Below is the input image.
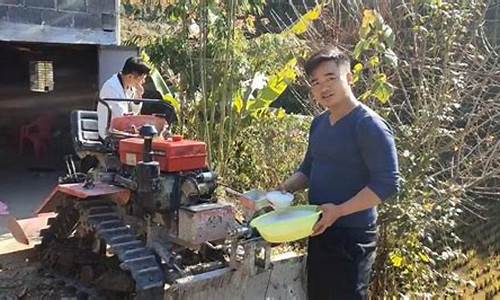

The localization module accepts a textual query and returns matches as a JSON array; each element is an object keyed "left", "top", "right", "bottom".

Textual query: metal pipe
[
  {"left": 114, "top": 174, "right": 138, "bottom": 191},
  {"left": 183, "top": 261, "right": 226, "bottom": 275},
  {"left": 204, "top": 241, "right": 225, "bottom": 250},
  {"left": 143, "top": 137, "right": 153, "bottom": 162},
  {"left": 101, "top": 98, "right": 163, "bottom": 103}
]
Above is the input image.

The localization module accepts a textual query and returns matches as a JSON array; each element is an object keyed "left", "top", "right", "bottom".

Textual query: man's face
[
  {"left": 125, "top": 73, "right": 147, "bottom": 87},
  {"left": 309, "top": 60, "right": 352, "bottom": 109},
  {"left": 133, "top": 74, "right": 147, "bottom": 86}
]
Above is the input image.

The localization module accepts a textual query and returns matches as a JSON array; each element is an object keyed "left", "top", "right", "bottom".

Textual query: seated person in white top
[{"left": 97, "top": 57, "right": 150, "bottom": 139}]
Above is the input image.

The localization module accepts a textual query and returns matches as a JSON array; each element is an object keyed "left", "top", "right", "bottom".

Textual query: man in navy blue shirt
[{"left": 277, "top": 46, "right": 400, "bottom": 299}]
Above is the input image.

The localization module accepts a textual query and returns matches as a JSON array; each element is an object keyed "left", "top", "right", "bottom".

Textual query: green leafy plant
[
  {"left": 122, "top": 1, "right": 499, "bottom": 297},
  {"left": 127, "top": 2, "right": 321, "bottom": 179}
]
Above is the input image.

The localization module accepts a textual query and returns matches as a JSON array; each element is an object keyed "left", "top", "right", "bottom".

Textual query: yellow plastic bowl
[{"left": 250, "top": 205, "right": 321, "bottom": 243}]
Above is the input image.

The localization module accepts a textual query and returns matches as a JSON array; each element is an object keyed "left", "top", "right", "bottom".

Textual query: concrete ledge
[{"left": 0, "top": 213, "right": 54, "bottom": 255}]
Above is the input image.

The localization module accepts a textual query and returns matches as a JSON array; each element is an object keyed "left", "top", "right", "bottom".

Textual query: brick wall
[{"left": 0, "top": 0, "right": 117, "bottom": 32}]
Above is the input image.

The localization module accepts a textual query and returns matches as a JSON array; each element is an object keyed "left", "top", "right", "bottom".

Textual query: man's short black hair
[
  {"left": 304, "top": 46, "right": 351, "bottom": 77},
  {"left": 122, "top": 57, "right": 151, "bottom": 76}
]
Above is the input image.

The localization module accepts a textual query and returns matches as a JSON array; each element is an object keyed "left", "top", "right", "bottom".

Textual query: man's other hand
[
  {"left": 133, "top": 83, "right": 144, "bottom": 99},
  {"left": 311, "top": 203, "right": 344, "bottom": 236}
]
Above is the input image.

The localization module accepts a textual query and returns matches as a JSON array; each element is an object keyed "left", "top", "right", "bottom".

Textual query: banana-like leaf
[
  {"left": 140, "top": 51, "right": 181, "bottom": 112},
  {"left": 246, "top": 4, "right": 319, "bottom": 109},
  {"left": 254, "top": 57, "right": 298, "bottom": 107},
  {"left": 234, "top": 91, "right": 244, "bottom": 113},
  {"left": 288, "top": 5, "right": 322, "bottom": 35}
]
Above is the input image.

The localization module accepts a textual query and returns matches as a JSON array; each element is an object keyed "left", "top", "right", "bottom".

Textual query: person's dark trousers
[{"left": 307, "top": 225, "right": 377, "bottom": 300}]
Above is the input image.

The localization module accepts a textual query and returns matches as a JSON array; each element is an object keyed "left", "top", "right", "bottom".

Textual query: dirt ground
[
  {"left": 0, "top": 249, "right": 67, "bottom": 300},
  {"left": 0, "top": 215, "right": 91, "bottom": 300}
]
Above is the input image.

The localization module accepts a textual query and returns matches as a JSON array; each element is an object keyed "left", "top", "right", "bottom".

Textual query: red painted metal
[
  {"left": 110, "top": 115, "right": 167, "bottom": 134},
  {"left": 36, "top": 183, "right": 131, "bottom": 214},
  {"left": 119, "top": 137, "right": 207, "bottom": 172}
]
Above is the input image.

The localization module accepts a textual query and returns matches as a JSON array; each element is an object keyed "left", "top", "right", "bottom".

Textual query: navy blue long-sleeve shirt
[{"left": 299, "top": 104, "right": 400, "bottom": 228}]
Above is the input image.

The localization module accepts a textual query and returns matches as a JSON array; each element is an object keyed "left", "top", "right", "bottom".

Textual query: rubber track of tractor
[
  {"left": 77, "top": 200, "right": 165, "bottom": 293},
  {"left": 38, "top": 199, "right": 165, "bottom": 298}
]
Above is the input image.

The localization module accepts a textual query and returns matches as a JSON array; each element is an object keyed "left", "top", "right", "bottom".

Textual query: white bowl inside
[{"left": 266, "top": 191, "right": 294, "bottom": 209}]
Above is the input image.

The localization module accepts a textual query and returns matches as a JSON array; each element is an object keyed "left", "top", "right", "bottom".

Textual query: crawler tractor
[{"left": 35, "top": 99, "right": 307, "bottom": 299}]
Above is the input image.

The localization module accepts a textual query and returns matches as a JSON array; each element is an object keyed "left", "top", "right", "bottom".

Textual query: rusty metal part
[{"left": 177, "top": 203, "right": 235, "bottom": 246}]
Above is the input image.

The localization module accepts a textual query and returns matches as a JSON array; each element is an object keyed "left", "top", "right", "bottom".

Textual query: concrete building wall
[{"left": 0, "top": 0, "right": 119, "bottom": 45}]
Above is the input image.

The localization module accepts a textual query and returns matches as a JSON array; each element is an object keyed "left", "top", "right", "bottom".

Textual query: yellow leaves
[
  {"left": 352, "top": 63, "right": 363, "bottom": 84},
  {"left": 229, "top": 17, "right": 301, "bottom": 116},
  {"left": 354, "top": 8, "right": 397, "bottom": 105},
  {"left": 360, "top": 9, "right": 380, "bottom": 38},
  {"left": 375, "top": 86, "right": 393, "bottom": 103},
  {"left": 390, "top": 252, "right": 404, "bottom": 268},
  {"left": 234, "top": 92, "right": 243, "bottom": 114},
  {"left": 389, "top": 248, "right": 432, "bottom": 270},
  {"left": 362, "top": 9, "right": 377, "bottom": 27},
  {"left": 432, "top": 0, "right": 443, "bottom": 8},
  {"left": 423, "top": 203, "right": 434, "bottom": 212},
  {"left": 276, "top": 108, "right": 287, "bottom": 119},
  {"left": 245, "top": 15, "right": 256, "bottom": 35},
  {"left": 274, "top": 57, "right": 298, "bottom": 89},
  {"left": 163, "top": 94, "right": 181, "bottom": 113},
  {"left": 234, "top": 58, "right": 298, "bottom": 116},
  {"left": 419, "top": 252, "right": 431, "bottom": 263},
  {"left": 368, "top": 56, "right": 380, "bottom": 68},
  {"left": 373, "top": 82, "right": 392, "bottom": 104},
  {"left": 307, "top": 6, "right": 321, "bottom": 19},
  {"left": 364, "top": 73, "right": 393, "bottom": 104},
  {"left": 291, "top": 21, "right": 308, "bottom": 35},
  {"left": 257, "top": 57, "right": 298, "bottom": 103},
  {"left": 390, "top": 250, "right": 431, "bottom": 267},
  {"left": 354, "top": 9, "right": 396, "bottom": 104},
  {"left": 289, "top": 5, "right": 322, "bottom": 35}
]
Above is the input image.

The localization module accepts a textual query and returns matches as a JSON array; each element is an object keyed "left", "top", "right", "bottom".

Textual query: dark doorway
[{"left": 0, "top": 41, "right": 98, "bottom": 219}]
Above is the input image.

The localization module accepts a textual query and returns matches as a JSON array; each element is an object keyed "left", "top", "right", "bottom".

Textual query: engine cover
[{"left": 119, "top": 136, "right": 207, "bottom": 172}]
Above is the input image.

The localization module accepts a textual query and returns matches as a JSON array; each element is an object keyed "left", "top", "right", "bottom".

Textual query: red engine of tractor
[{"left": 119, "top": 135, "right": 207, "bottom": 172}]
